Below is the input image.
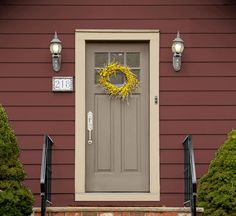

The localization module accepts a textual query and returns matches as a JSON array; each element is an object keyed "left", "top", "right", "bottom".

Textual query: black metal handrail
[
  {"left": 40, "top": 134, "right": 53, "bottom": 216},
  {"left": 183, "top": 135, "right": 197, "bottom": 216}
]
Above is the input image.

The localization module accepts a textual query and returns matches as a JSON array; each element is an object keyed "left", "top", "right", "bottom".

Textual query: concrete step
[{"left": 32, "top": 207, "right": 204, "bottom": 216}]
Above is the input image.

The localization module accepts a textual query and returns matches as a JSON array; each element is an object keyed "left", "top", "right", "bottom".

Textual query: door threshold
[{"left": 75, "top": 193, "right": 160, "bottom": 201}]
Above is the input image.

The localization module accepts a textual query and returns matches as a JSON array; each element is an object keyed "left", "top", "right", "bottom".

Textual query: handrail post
[
  {"left": 183, "top": 135, "right": 197, "bottom": 216},
  {"left": 41, "top": 192, "right": 46, "bottom": 216},
  {"left": 40, "top": 134, "right": 53, "bottom": 216}
]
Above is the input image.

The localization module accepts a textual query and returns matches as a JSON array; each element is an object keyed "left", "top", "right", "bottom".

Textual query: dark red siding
[{"left": 0, "top": 0, "right": 236, "bottom": 207}]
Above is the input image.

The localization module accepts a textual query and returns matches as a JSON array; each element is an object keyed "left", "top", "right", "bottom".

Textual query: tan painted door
[{"left": 86, "top": 43, "right": 149, "bottom": 192}]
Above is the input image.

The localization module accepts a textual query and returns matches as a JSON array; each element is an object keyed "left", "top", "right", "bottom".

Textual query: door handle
[{"left": 87, "top": 111, "right": 93, "bottom": 144}]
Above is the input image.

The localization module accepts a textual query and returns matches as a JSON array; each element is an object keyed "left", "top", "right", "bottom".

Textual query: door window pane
[
  {"left": 131, "top": 69, "right": 140, "bottom": 81},
  {"left": 110, "top": 52, "right": 124, "bottom": 64},
  {"left": 127, "top": 52, "right": 140, "bottom": 67},
  {"left": 95, "top": 52, "right": 108, "bottom": 67},
  {"left": 95, "top": 69, "right": 100, "bottom": 84}
]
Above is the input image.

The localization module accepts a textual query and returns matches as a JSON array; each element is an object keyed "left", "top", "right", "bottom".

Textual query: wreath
[{"left": 98, "top": 63, "right": 139, "bottom": 100}]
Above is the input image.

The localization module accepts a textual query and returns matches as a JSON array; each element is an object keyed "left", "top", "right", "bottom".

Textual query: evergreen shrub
[
  {"left": 0, "top": 105, "right": 34, "bottom": 216},
  {"left": 198, "top": 130, "right": 236, "bottom": 216}
]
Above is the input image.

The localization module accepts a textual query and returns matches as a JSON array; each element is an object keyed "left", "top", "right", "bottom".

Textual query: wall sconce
[
  {"left": 172, "top": 31, "right": 184, "bottom": 72},
  {"left": 50, "top": 32, "right": 62, "bottom": 72}
]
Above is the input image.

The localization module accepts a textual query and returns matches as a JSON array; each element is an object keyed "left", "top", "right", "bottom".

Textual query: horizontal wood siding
[{"left": 0, "top": 0, "right": 236, "bottom": 207}]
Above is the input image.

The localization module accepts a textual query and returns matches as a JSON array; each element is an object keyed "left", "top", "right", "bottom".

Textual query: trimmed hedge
[
  {"left": 198, "top": 130, "right": 236, "bottom": 216},
  {"left": 0, "top": 105, "right": 34, "bottom": 216}
]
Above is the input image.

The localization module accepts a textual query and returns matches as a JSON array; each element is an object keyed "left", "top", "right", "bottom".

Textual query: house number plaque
[{"left": 52, "top": 77, "right": 73, "bottom": 92}]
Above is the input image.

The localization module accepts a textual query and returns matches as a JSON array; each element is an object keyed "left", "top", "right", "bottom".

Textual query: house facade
[{"left": 0, "top": 0, "right": 236, "bottom": 213}]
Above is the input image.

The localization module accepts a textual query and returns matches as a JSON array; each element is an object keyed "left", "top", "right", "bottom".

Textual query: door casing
[{"left": 75, "top": 30, "right": 160, "bottom": 201}]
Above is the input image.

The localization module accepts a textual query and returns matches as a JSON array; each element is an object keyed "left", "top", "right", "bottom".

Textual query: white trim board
[{"left": 75, "top": 30, "right": 160, "bottom": 201}]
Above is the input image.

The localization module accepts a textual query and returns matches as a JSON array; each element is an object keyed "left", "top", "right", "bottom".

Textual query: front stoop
[{"left": 32, "top": 207, "right": 204, "bottom": 216}]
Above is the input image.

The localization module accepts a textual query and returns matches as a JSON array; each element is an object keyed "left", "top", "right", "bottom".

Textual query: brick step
[{"left": 32, "top": 207, "right": 204, "bottom": 216}]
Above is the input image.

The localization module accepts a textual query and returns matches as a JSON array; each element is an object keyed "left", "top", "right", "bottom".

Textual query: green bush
[
  {"left": 198, "top": 130, "right": 236, "bottom": 216},
  {"left": 0, "top": 105, "right": 34, "bottom": 216}
]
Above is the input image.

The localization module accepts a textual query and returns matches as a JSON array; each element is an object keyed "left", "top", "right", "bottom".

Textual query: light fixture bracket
[
  {"left": 173, "top": 54, "right": 181, "bottom": 72},
  {"left": 52, "top": 55, "right": 61, "bottom": 72}
]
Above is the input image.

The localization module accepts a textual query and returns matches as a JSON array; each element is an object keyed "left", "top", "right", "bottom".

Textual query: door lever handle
[
  {"left": 88, "top": 131, "right": 92, "bottom": 145},
  {"left": 87, "top": 111, "right": 93, "bottom": 144}
]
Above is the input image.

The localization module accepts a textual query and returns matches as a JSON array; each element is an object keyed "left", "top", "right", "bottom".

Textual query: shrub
[
  {"left": 198, "top": 130, "right": 236, "bottom": 216},
  {"left": 0, "top": 105, "right": 34, "bottom": 216}
]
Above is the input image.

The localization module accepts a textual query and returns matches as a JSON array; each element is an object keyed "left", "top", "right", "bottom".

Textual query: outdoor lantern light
[
  {"left": 172, "top": 31, "right": 184, "bottom": 72},
  {"left": 50, "top": 32, "right": 62, "bottom": 72}
]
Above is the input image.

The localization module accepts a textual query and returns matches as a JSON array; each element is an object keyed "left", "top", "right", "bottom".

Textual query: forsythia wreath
[{"left": 98, "top": 63, "right": 139, "bottom": 100}]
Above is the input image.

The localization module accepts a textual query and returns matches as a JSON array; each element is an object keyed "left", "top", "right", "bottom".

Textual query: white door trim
[{"left": 75, "top": 30, "right": 160, "bottom": 201}]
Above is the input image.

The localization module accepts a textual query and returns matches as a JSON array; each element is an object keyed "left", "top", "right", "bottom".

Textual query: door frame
[{"left": 75, "top": 30, "right": 160, "bottom": 201}]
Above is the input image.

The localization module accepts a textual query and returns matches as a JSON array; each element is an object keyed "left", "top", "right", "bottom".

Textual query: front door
[{"left": 86, "top": 43, "right": 149, "bottom": 192}]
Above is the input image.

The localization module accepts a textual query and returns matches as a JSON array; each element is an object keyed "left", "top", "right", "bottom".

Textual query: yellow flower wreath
[{"left": 98, "top": 63, "right": 139, "bottom": 100}]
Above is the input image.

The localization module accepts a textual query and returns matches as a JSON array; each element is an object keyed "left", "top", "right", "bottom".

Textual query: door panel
[
  {"left": 86, "top": 43, "right": 149, "bottom": 192},
  {"left": 95, "top": 95, "right": 112, "bottom": 172},
  {"left": 122, "top": 95, "right": 141, "bottom": 172}
]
